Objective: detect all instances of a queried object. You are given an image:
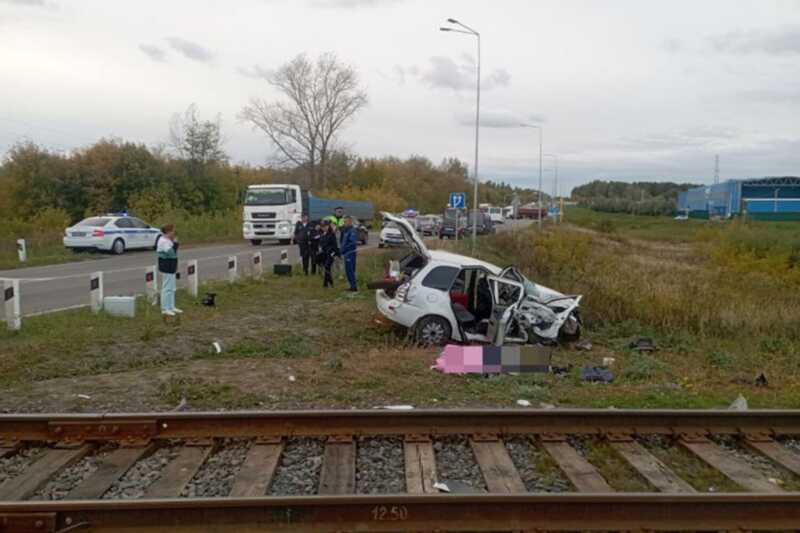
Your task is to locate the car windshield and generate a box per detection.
[244,188,290,206]
[77,217,111,227]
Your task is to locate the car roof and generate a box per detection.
[428,250,501,273]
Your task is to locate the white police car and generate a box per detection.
[63,214,161,255]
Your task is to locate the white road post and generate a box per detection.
[252,252,263,278]
[145,266,157,304]
[4,279,21,331]
[280,249,289,265]
[186,260,199,297]
[227,256,238,283]
[16,239,27,263]
[90,271,104,313]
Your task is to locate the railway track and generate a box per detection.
[1,409,800,532]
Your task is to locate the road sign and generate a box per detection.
[449,192,466,209]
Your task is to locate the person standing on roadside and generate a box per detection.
[340,215,358,292]
[157,224,182,316]
[293,214,315,275]
[320,220,339,288]
[308,222,321,275]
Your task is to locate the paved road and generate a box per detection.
[0,220,531,319]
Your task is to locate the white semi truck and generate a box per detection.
[242,184,374,245]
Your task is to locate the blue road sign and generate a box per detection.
[449,192,466,209]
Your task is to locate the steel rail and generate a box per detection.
[3,494,800,532]
[1,408,800,441]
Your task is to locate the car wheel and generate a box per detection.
[414,316,452,346]
[250,239,262,246]
[111,238,125,255]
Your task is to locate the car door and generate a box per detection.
[485,275,525,345]
[131,218,158,248]
[113,217,134,247]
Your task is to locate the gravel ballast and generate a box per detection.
[433,436,487,493]
[181,439,251,498]
[103,444,182,499]
[269,438,324,495]
[0,447,43,485]
[356,437,405,494]
[505,436,571,492]
[31,449,111,501]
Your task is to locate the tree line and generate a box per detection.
[0,51,540,242]
[571,179,698,216]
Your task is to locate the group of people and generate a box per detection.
[293,206,359,291]
[154,207,361,317]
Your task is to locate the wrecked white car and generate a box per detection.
[373,212,582,346]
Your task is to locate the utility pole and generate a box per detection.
[714,154,720,185]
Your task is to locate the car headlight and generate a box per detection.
[244,223,252,230]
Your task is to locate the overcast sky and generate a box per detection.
[1,0,799,193]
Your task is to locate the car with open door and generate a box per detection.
[373,212,582,346]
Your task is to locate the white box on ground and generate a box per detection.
[103,296,137,318]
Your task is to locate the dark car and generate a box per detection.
[439,211,466,240]
[467,211,495,235]
[353,218,370,245]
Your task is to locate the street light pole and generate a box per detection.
[520,124,543,230]
[544,153,558,220]
[441,18,480,250]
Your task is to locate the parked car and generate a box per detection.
[374,212,582,346]
[466,211,495,235]
[416,215,437,236]
[63,214,160,255]
[352,218,370,245]
[378,221,407,248]
[439,208,466,240]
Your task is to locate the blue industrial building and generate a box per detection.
[677,177,800,220]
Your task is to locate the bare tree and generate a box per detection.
[239,53,368,189]
[169,103,227,167]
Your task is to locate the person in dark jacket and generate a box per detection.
[340,215,358,292]
[319,220,339,288]
[294,215,316,275]
[308,222,321,275]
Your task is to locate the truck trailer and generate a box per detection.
[242,184,374,245]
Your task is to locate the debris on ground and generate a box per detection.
[202,293,217,307]
[539,402,556,409]
[173,398,189,412]
[755,373,768,387]
[378,405,414,410]
[76,394,91,400]
[516,399,531,407]
[581,366,614,383]
[602,357,616,367]
[550,365,573,377]
[433,482,450,493]
[288,375,296,382]
[629,337,656,352]
[728,394,748,410]
[575,340,593,351]
[211,342,223,354]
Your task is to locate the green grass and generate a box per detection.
[2,218,800,412]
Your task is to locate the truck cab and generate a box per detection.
[242,184,302,245]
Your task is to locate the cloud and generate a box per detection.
[166,37,213,63]
[738,87,800,103]
[0,0,57,9]
[662,38,684,53]
[402,56,510,91]
[616,126,742,153]
[309,0,402,7]
[710,25,800,55]
[139,44,167,63]
[237,64,274,80]
[456,109,545,128]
